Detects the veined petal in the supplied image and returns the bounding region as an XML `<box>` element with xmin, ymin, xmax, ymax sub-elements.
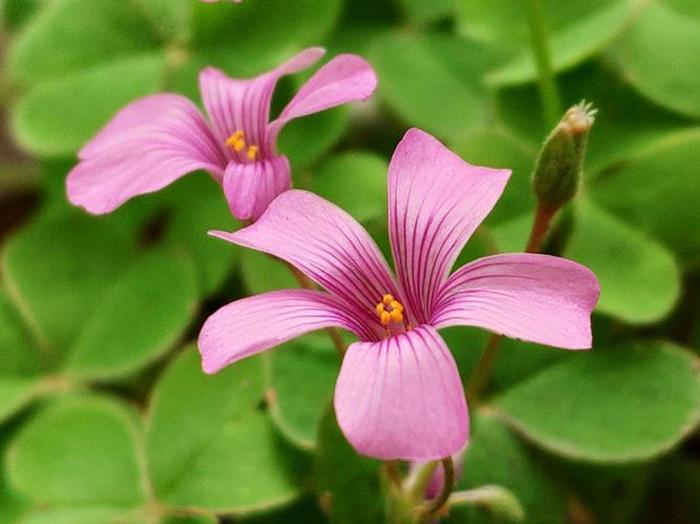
<box><xmin>79</xmin><ymin>94</ymin><xmax>223</xmax><ymax>162</ymax></box>
<box><xmin>267</xmin><ymin>54</ymin><xmax>378</xmax><ymax>147</ymax></box>
<box><xmin>211</xmin><ymin>190</ymin><xmax>400</xmax><ymax>331</ymax></box>
<box><xmin>388</xmin><ymin>129</ymin><xmax>511</xmax><ymax>324</ymax></box>
<box><xmin>198</xmin><ymin>290</ymin><xmax>367</xmax><ymax>374</ymax></box>
<box><xmin>223</xmin><ymin>156</ymin><xmax>291</xmax><ymax>221</ymax></box>
<box><xmin>431</xmin><ymin>253</ymin><xmax>601</xmax><ymax>349</ymax></box>
<box><xmin>67</xmin><ymin>94</ymin><xmax>225</xmax><ymax>214</ymax></box>
<box><xmin>334</xmin><ymin>325</ymin><xmax>468</xmax><ymax>460</ymax></box>
<box><xmin>198</xmin><ymin>48</ymin><xmax>325</xmax><ymax>154</ymax></box>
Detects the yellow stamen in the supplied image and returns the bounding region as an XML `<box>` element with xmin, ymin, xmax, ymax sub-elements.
<box><xmin>246</xmin><ymin>145</ymin><xmax>259</xmax><ymax>161</ymax></box>
<box><xmin>225</xmin><ymin>130</ymin><xmax>246</xmax><ymax>152</ymax></box>
<box><xmin>375</xmin><ymin>294</ymin><xmax>406</xmax><ymax>327</ymax></box>
<box><xmin>380</xmin><ymin>311</ymin><xmax>391</xmax><ymax>326</ymax></box>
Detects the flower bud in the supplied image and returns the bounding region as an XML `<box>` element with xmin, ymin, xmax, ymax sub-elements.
<box><xmin>532</xmin><ymin>100</ymin><xmax>596</xmax><ymax>210</ymax></box>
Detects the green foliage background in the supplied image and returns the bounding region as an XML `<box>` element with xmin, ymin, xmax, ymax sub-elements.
<box><xmin>0</xmin><ymin>0</ymin><xmax>699</xmax><ymax>522</ymax></box>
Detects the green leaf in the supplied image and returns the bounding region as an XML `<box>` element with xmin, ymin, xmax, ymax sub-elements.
<box><xmin>104</xmin><ymin>174</ymin><xmax>239</xmax><ymax>296</ymax></box>
<box><xmin>162</xmin><ymin>516</ymin><xmax>218</xmax><ymax>524</ymax></box>
<box><xmin>131</xmin><ymin>0</ymin><xmax>192</xmax><ymax>45</ymax></box>
<box><xmin>454</xmin><ymin>126</ymin><xmax>536</xmax><ymax>226</ymax></box>
<box><xmin>18</xmin><ymin>507</ymin><xmax>145</xmax><ymax>524</ymax></box>
<box><xmin>147</xmin><ymin>348</ymin><xmax>303</xmax><ymax>513</ymax></box>
<box><xmin>457</xmin><ymin>0</ymin><xmax>637</xmax><ymax>85</ymax></box>
<box><xmin>0</xmin><ymin>378</ymin><xmax>43</xmax><ymax>425</ymax></box>
<box><xmin>314</xmin><ymin>406</ymin><xmax>385</xmax><ymax>524</ymax></box>
<box><xmin>7</xmin><ymin>0</ymin><xmax>157</xmax><ymax>84</ymax></box>
<box><xmin>487</xmin><ymin>0</ymin><xmax>637</xmax><ymax>85</ymax></box>
<box><xmin>370</xmin><ymin>32</ymin><xmax>488</xmax><ymax>140</ymax></box>
<box><xmin>612</xmin><ymin>2</ymin><xmax>700</xmax><ymax>117</ymax></box>
<box><xmin>2</xmin><ymin>0</ymin><xmax>45</xmax><ymax>34</ymax></box>
<box><xmin>7</xmin><ymin>395</ymin><xmax>146</xmax><ymax>507</ymax></box>
<box><xmin>311</xmin><ymin>151</ymin><xmax>388</xmax><ymax>223</ymax></box>
<box><xmin>489</xmin><ymin>338</ymin><xmax>569</xmax><ymax>396</ymax></box>
<box><xmin>2</xmin><ymin>213</ymin><xmax>133</xmax><ymax>354</ymax></box>
<box><xmin>565</xmin><ymin>200</ymin><xmax>680</xmax><ymax>324</ymax></box>
<box><xmin>12</xmin><ymin>52</ymin><xmax>167</xmax><ymax>156</ymax></box>
<box><xmin>398</xmin><ymin>0</ymin><xmax>456</xmax><ymax>23</ymax></box>
<box><xmin>65</xmin><ymin>250</ymin><xmax>198</xmax><ymax>381</ymax></box>
<box><xmin>280</xmin><ymin>107</ymin><xmax>349</xmax><ymax>171</ymax></box>
<box><xmin>240</xmin><ymin>249</ymin><xmax>298</xmax><ymax>295</ymax></box>
<box><xmin>556</xmin><ymin>461</ymin><xmax>654</xmax><ymax>524</ymax></box>
<box><xmin>161</xmin><ymin>176</ymin><xmax>239</xmax><ymax>295</ymax></box>
<box><xmin>192</xmin><ymin>0</ymin><xmax>342</xmax><ymax>75</ymax></box>
<box><xmin>591</xmin><ymin>128</ymin><xmax>700</xmax><ymax>264</ymax></box>
<box><xmin>266</xmin><ymin>334</ymin><xmax>340</xmax><ymax>450</ymax></box>
<box><xmin>493</xmin><ymin>341</ymin><xmax>700</xmax><ymax>463</ymax></box>
<box><xmin>0</xmin><ymin>287</ymin><xmax>39</xmax><ymax>376</ymax></box>
<box><xmin>235</xmin><ymin>496</ymin><xmax>327</xmax><ymax>524</ymax></box>
<box><xmin>446</xmin><ymin>412</ymin><xmax>566</xmax><ymax>524</ymax></box>
<box><xmin>493</xmin><ymin>61</ymin><xmax>691</xmax><ymax>176</ymax></box>
<box><xmin>0</xmin><ymin>461</ymin><xmax>29</xmax><ymax>524</ymax></box>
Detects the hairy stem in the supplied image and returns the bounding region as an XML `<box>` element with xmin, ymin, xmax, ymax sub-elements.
<box><xmin>466</xmin><ymin>203</ymin><xmax>557</xmax><ymax>400</ymax></box>
<box><xmin>525</xmin><ymin>204</ymin><xmax>557</xmax><ymax>253</ymax></box>
<box><xmin>525</xmin><ymin>0</ymin><xmax>561</xmax><ymax>126</ymax></box>
<box><xmin>465</xmin><ymin>332</ymin><xmax>502</xmax><ymax>404</ymax></box>
<box><xmin>383</xmin><ymin>460</ymin><xmax>403</xmax><ymax>491</ymax></box>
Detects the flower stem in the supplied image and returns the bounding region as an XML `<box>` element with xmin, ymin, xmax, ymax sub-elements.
<box><xmin>383</xmin><ymin>460</ymin><xmax>403</xmax><ymax>491</ymax></box>
<box><xmin>525</xmin><ymin>204</ymin><xmax>557</xmax><ymax>253</ymax></box>
<box><xmin>466</xmin><ymin>203</ymin><xmax>557</xmax><ymax>401</ymax></box>
<box><xmin>525</xmin><ymin>0</ymin><xmax>561</xmax><ymax>127</ymax></box>
<box><xmin>465</xmin><ymin>331</ymin><xmax>502</xmax><ymax>403</ymax></box>
<box><xmin>420</xmin><ymin>458</ymin><xmax>455</xmax><ymax>523</ymax></box>
<box><xmin>284</xmin><ymin>260</ymin><xmax>347</xmax><ymax>358</ymax></box>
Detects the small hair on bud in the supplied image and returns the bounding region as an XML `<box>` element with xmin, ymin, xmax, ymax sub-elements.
<box><xmin>532</xmin><ymin>100</ymin><xmax>596</xmax><ymax>211</ymax></box>
<box><xmin>560</xmin><ymin>100</ymin><xmax>597</xmax><ymax>136</ymax></box>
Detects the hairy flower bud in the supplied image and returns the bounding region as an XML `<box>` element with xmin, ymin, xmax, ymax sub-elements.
<box><xmin>532</xmin><ymin>100</ymin><xmax>596</xmax><ymax>210</ymax></box>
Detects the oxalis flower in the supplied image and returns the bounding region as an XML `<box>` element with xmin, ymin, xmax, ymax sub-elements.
<box><xmin>199</xmin><ymin>129</ymin><xmax>600</xmax><ymax>460</ymax></box>
<box><xmin>67</xmin><ymin>48</ymin><xmax>377</xmax><ymax>221</ymax></box>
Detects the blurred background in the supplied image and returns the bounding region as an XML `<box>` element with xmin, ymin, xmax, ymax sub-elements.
<box><xmin>0</xmin><ymin>0</ymin><xmax>699</xmax><ymax>523</ymax></box>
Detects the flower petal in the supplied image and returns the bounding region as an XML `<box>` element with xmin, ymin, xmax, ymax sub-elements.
<box><xmin>222</xmin><ymin>156</ymin><xmax>291</xmax><ymax>221</ymax></box>
<box><xmin>431</xmin><ymin>253</ymin><xmax>601</xmax><ymax>349</ymax></box>
<box><xmin>211</xmin><ymin>190</ymin><xmax>400</xmax><ymax>332</ymax></box>
<box><xmin>267</xmin><ymin>54</ymin><xmax>378</xmax><ymax>146</ymax></box>
<box><xmin>334</xmin><ymin>325</ymin><xmax>468</xmax><ymax>460</ymax></box>
<box><xmin>198</xmin><ymin>47</ymin><xmax>325</xmax><ymax>155</ymax></box>
<box><xmin>67</xmin><ymin>94</ymin><xmax>225</xmax><ymax>214</ymax></box>
<box><xmin>198</xmin><ymin>289</ymin><xmax>366</xmax><ymax>374</ymax></box>
<box><xmin>388</xmin><ymin>128</ymin><xmax>511</xmax><ymax>324</ymax></box>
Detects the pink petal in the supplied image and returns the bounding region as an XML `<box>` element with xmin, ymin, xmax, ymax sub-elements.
<box><xmin>198</xmin><ymin>290</ymin><xmax>365</xmax><ymax>374</ymax></box>
<box><xmin>431</xmin><ymin>253</ymin><xmax>601</xmax><ymax>349</ymax></box>
<box><xmin>210</xmin><ymin>190</ymin><xmax>400</xmax><ymax>333</ymax></box>
<box><xmin>388</xmin><ymin>128</ymin><xmax>511</xmax><ymax>324</ymax></box>
<box><xmin>198</xmin><ymin>48</ymin><xmax>325</xmax><ymax>155</ymax></box>
<box><xmin>68</xmin><ymin>94</ymin><xmax>225</xmax><ymax>214</ymax></box>
<box><xmin>267</xmin><ymin>54</ymin><xmax>378</xmax><ymax>146</ymax></box>
<box><xmin>222</xmin><ymin>156</ymin><xmax>291</xmax><ymax>221</ymax></box>
<box><xmin>334</xmin><ymin>325</ymin><xmax>468</xmax><ymax>460</ymax></box>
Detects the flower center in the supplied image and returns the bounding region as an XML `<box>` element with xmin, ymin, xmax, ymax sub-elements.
<box><xmin>225</xmin><ymin>130</ymin><xmax>259</xmax><ymax>161</ymax></box>
<box><xmin>375</xmin><ymin>294</ymin><xmax>404</xmax><ymax>327</ymax></box>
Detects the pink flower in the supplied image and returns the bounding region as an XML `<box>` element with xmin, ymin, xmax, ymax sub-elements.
<box><xmin>67</xmin><ymin>48</ymin><xmax>377</xmax><ymax>221</ymax></box>
<box><xmin>198</xmin><ymin>129</ymin><xmax>600</xmax><ymax>460</ymax></box>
